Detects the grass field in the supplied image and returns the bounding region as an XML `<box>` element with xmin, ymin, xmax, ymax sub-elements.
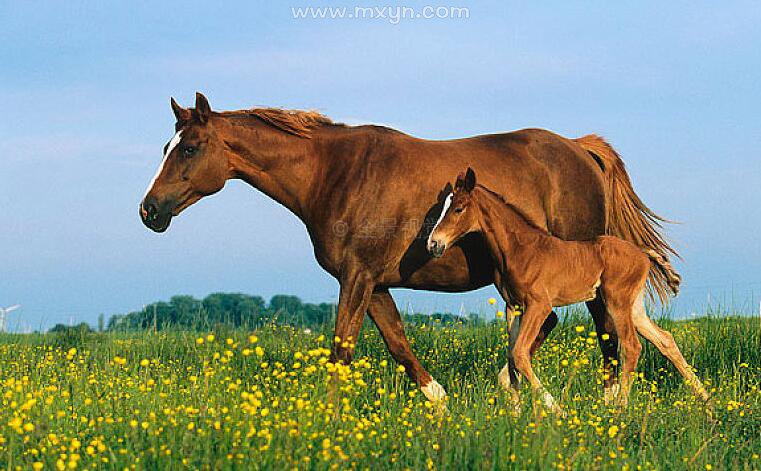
<box><xmin>1</xmin><ymin>309</ymin><xmax>759</xmax><ymax>470</ymax></box>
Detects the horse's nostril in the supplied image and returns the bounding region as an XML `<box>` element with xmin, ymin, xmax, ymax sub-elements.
<box><xmin>142</xmin><ymin>202</ymin><xmax>158</xmax><ymax>221</ymax></box>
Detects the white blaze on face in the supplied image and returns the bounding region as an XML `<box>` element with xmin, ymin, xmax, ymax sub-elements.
<box><xmin>427</xmin><ymin>192</ymin><xmax>454</xmax><ymax>247</ymax></box>
<box><xmin>143</xmin><ymin>130</ymin><xmax>183</xmax><ymax>199</ymax></box>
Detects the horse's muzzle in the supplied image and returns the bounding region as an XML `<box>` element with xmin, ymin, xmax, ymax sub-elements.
<box><xmin>140</xmin><ymin>198</ymin><xmax>172</xmax><ymax>233</ymax></box>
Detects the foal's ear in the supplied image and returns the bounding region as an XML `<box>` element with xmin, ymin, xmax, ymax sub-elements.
<box><xmin>170</xmin><ymin>97</ymin><xmax>191</xmax><ymax>123</ymax></box>
<box><xmin>454</xmin><ymin>172</ymin><xmax>466</xmax><ymax>191</ymax></box>
<box><xmin>194</xmin><ymin>92</ymin><xmax>212</xmax><ymax>124</ymax></box>
<box><xmin>464</xmin><ymin>167</ymin><xmax>476</xmax><ymax>192</ymax></box>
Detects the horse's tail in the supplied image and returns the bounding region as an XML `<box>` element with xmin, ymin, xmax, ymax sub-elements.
<box><xmin>574</xmin><ymin>134</ymin><xmax>679</xmax><ymax>304</ymax></box>
<box><xmin>644</xmin><ymin>249</ymin><xmax>681</xmax><ymax>297</ymax></box>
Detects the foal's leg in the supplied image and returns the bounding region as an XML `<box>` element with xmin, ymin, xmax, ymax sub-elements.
<box><xmin>604</xmin><ymin>294</ymin><xmax>642</xmax><ymax>406</ymax></box>
<box><xmin>587</xmin><ymin>296</ymin><xmax>621</xmax><ymax>404</ymax></box>
<box><xmin>530</xmin><ymin>312</ymin><xmax>559</xmax><ymax>357</ymax></box>
<box><xmin>630</xmin><ymin>290</ymin><xmax>710</xmax><ymax>402</ymax></box>
<box><xmin>495</xmin><ymin>282</ymin><xmax>558</xmax><ymax>393</ymax></box>
<box><xmin>498</xmin><ymin>311</ymin><xmax>557</xmax><ymax>385</ymax></box>
<box><xmin>498</xmin><ymin>309</ymin><xmax>524</xmax><ymax>409</ymax></box>
<box><xmin>510</xmin><ymin>299</ymin><xmax>560</xmax><ymax>412</ymax></box>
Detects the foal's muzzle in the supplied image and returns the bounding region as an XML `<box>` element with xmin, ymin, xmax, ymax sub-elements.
<box><xmin>427</xmin><ymin>240</ymin><xmax>446</xmax><ymax>258</ymax></box>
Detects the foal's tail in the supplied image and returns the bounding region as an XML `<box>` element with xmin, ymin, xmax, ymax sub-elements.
<box><xmin>575</xmin><ymin>134</ymin><xmax>679</xmax><ymax>304</ymax></box>
<box><xmin>645</xmin><ymin>249</ymin><xmax>681</xmax><ymax>297</ymax></box>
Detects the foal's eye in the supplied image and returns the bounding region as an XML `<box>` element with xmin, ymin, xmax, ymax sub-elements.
<box><xmin>454</xmin><ymin>207</ymin><xmax>464</xmax><ymax>214</ymax></box>
<box><xmin>182</xmin><ymin>146</ymin><xmax>197</xmax><ymax>157</ymax></box>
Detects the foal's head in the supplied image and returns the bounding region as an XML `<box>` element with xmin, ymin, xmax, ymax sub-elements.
<box><xmin>140</xmin><ymin>93</ymin><xmax>230</xmax><ymax>232</ymax></box>
<box><xmin>427</xmin><ymin>168</ymin><xmax>480</xmax><ymax>257</ymax></box>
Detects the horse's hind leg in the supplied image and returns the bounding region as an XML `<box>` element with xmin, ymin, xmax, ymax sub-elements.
<box><xmin>587</xmin><ymin>295</ymin><xmax>621</xmax><ymax>404</ymax></box>
<box><xmin>630</xmin><ymin>290</ymin><xmax>710</xmax><ymax>402</ymax></box>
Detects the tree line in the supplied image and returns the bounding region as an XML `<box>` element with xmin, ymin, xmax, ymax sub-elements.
<box><xmin>48</xmin><ymin>293</ymin><xmax>474</xmax><ymax>333</ymax></box>
<box><xmin>106</xmin><ymin>293</ymin><xmax>335</xmax><ymax>332</ymax></box>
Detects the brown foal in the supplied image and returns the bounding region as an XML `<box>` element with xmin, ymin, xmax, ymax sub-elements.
<box><xmin>428</xmin><ymin>168</ymin><xmax>709</xmax><ymax>409</ymax></box>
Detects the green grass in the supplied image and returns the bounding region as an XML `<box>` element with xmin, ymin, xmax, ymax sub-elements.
<box><xmin>0</xmin><ymin>313</ymin><xmax>759</xmax><ymax>470</ymax></box>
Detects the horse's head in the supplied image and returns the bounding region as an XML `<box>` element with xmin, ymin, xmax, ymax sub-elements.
<box><xmin>140</xmin><ymin>93</ymin><xmax>229</xmax><ymax>232</ymax></box>
<box><xmin>427</xmin><ymin>167</ymin><xmax>479</xmax><ymax>257</ymax></box>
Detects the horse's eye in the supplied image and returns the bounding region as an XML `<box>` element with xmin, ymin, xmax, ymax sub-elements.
<box><xmin>454</xmin><ymin>207</ymin><xmax>464</xmax><ymax>214</ymax></box>
<box><xmin>182</xmin><ymin>146</ymin><xmax>197</xmax><ymax>157</ymax></box>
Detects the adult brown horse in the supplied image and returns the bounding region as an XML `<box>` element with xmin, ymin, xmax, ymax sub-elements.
<box><xmin>140</xmin><ymin>93</ymin><xmax>677</xmax><ymax>403</ymax></box>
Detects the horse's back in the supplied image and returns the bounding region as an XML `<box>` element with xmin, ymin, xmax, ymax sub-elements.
<box><xmin>465</xmin><ymin>128</ymin><xmax>607</xmax><ymax>241</ymax></box>
<box><xmin>320</xmin><ymin>125</ymin><xmax>610</xmax><ymax>289</ymax></box>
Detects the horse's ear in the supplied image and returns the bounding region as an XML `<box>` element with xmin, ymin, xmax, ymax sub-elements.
<box><xmin>195</xmin><ymin>92</ymin><xmax>212</xmax><ymax>124</ymax></box>
<box><xmin>454</xmin><ymin>172</ymin><xmax>466</xmax><ymax>191</ymax></box>
<box><xmin>464</xmin><ymin>167</ymin><xmax>476</xmax><ymax>192</ymax></box>
<box><xmin>170</xmin><ymin>97</ymin><xmax>191</xmax><ymax>123</ymax></box>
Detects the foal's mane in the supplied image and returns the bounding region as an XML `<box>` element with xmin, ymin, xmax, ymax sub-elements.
<box><xmin>218</xmin><ymin>108</ymin><xmax>342</xmax><ymax>138</ymax></box>
<box><xmin>475</xmin><ymin>184</ymin><xmax>547</xmax><ymax>232</ymax></box>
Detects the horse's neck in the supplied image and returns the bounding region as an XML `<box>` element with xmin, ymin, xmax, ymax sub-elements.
<box><xmin>475</xmin><ymin>189</ymin><xmax>544</xmax><ymax>267</ymax></box>
<box><xmin>223</xmin><ymin>124</ymin><xmax>324</xmax><ymax>221</ymax></box>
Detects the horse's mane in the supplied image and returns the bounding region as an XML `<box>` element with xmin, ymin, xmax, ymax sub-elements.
<box><xmin>218</xmin><ymin>108</ymin><xmax>342</xmax><ymax>138</ymax></box>
<box><xmin>475</xmin><ymin>184</ymin><xmax>548</xmax><ymax>233</ymax></box>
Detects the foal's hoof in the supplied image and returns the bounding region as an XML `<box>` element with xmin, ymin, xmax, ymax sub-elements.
<box><xmin>550</xmin><ymin>404</ymin><xmax>567</xmax><ymax>418</ymax></box>
<box><xmin>613</xmin><ymin>393</ymin><xmax>630</xmax><ymax>410</ymax></box>
<box><xmin>540</xmin><ymin>400</ymin><xmax>566</xmax><ymax>418</ymax></box>
<box><xmin>603</xmin><ymin>384</ymin><xmax>621</xmax><ymax>406</ymax></box>
<box><xmin>508</xmin><ymin>398</ymin><xmax>522</xmax><ymax>417</ymax></box>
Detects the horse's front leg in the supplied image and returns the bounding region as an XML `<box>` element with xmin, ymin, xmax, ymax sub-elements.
<box><xmin>367</xmin><ymin>289</ymin><xmax>446</xmax><ymax>404</ymax></box>
<box><xmin>330</xmin><ymin>268</ymin><xmax>375</xmax><ymax>365</ymax></box>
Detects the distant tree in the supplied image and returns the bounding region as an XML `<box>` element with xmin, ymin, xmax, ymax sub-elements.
<box><xmin>49</xmin><ymin>322</ymin><xmax>93</xmax><ymax>334</ymax></box>
<box><xmin>269</xmin><ymin>295</ymin><xmax>303</xmax><ymax>314</ymax></box>
<box><xmin>203</xmin><ymin>293</ymin><xmax>266</xmax><ymax>327</ymax></box>
<box><xmin>49</xmin><ymin>324</ymin><xmax>69</xmax><ymax>333</ymax></box>
<box><xmin>302</xmin><ymin>302</ymin><xmax>334</xmax><ymax>326</ymax></box>
<box><xmin>466</xmin><ymin>312</ymin><xmax>485</xmax><ymax>326</ymax></box>
<box><xmin>170</xmin><ymin>295</ymin><xmax>203</xmax><ymax>327</ymax></box>
<box><xmin>404</xmin><ymin>311</ymin><xmax>463</xmax><ymax>325</ymax></box>
<box><xmin>107</xmin><ymin>315</ymin><xmax>124</xmax><ymax>331</ymax></box>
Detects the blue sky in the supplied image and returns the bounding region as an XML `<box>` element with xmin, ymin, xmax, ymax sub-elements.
<box><xmin>1</xmin><ymin>1</ymin><xmax>760</xmax><ymax>330</ymax></box>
